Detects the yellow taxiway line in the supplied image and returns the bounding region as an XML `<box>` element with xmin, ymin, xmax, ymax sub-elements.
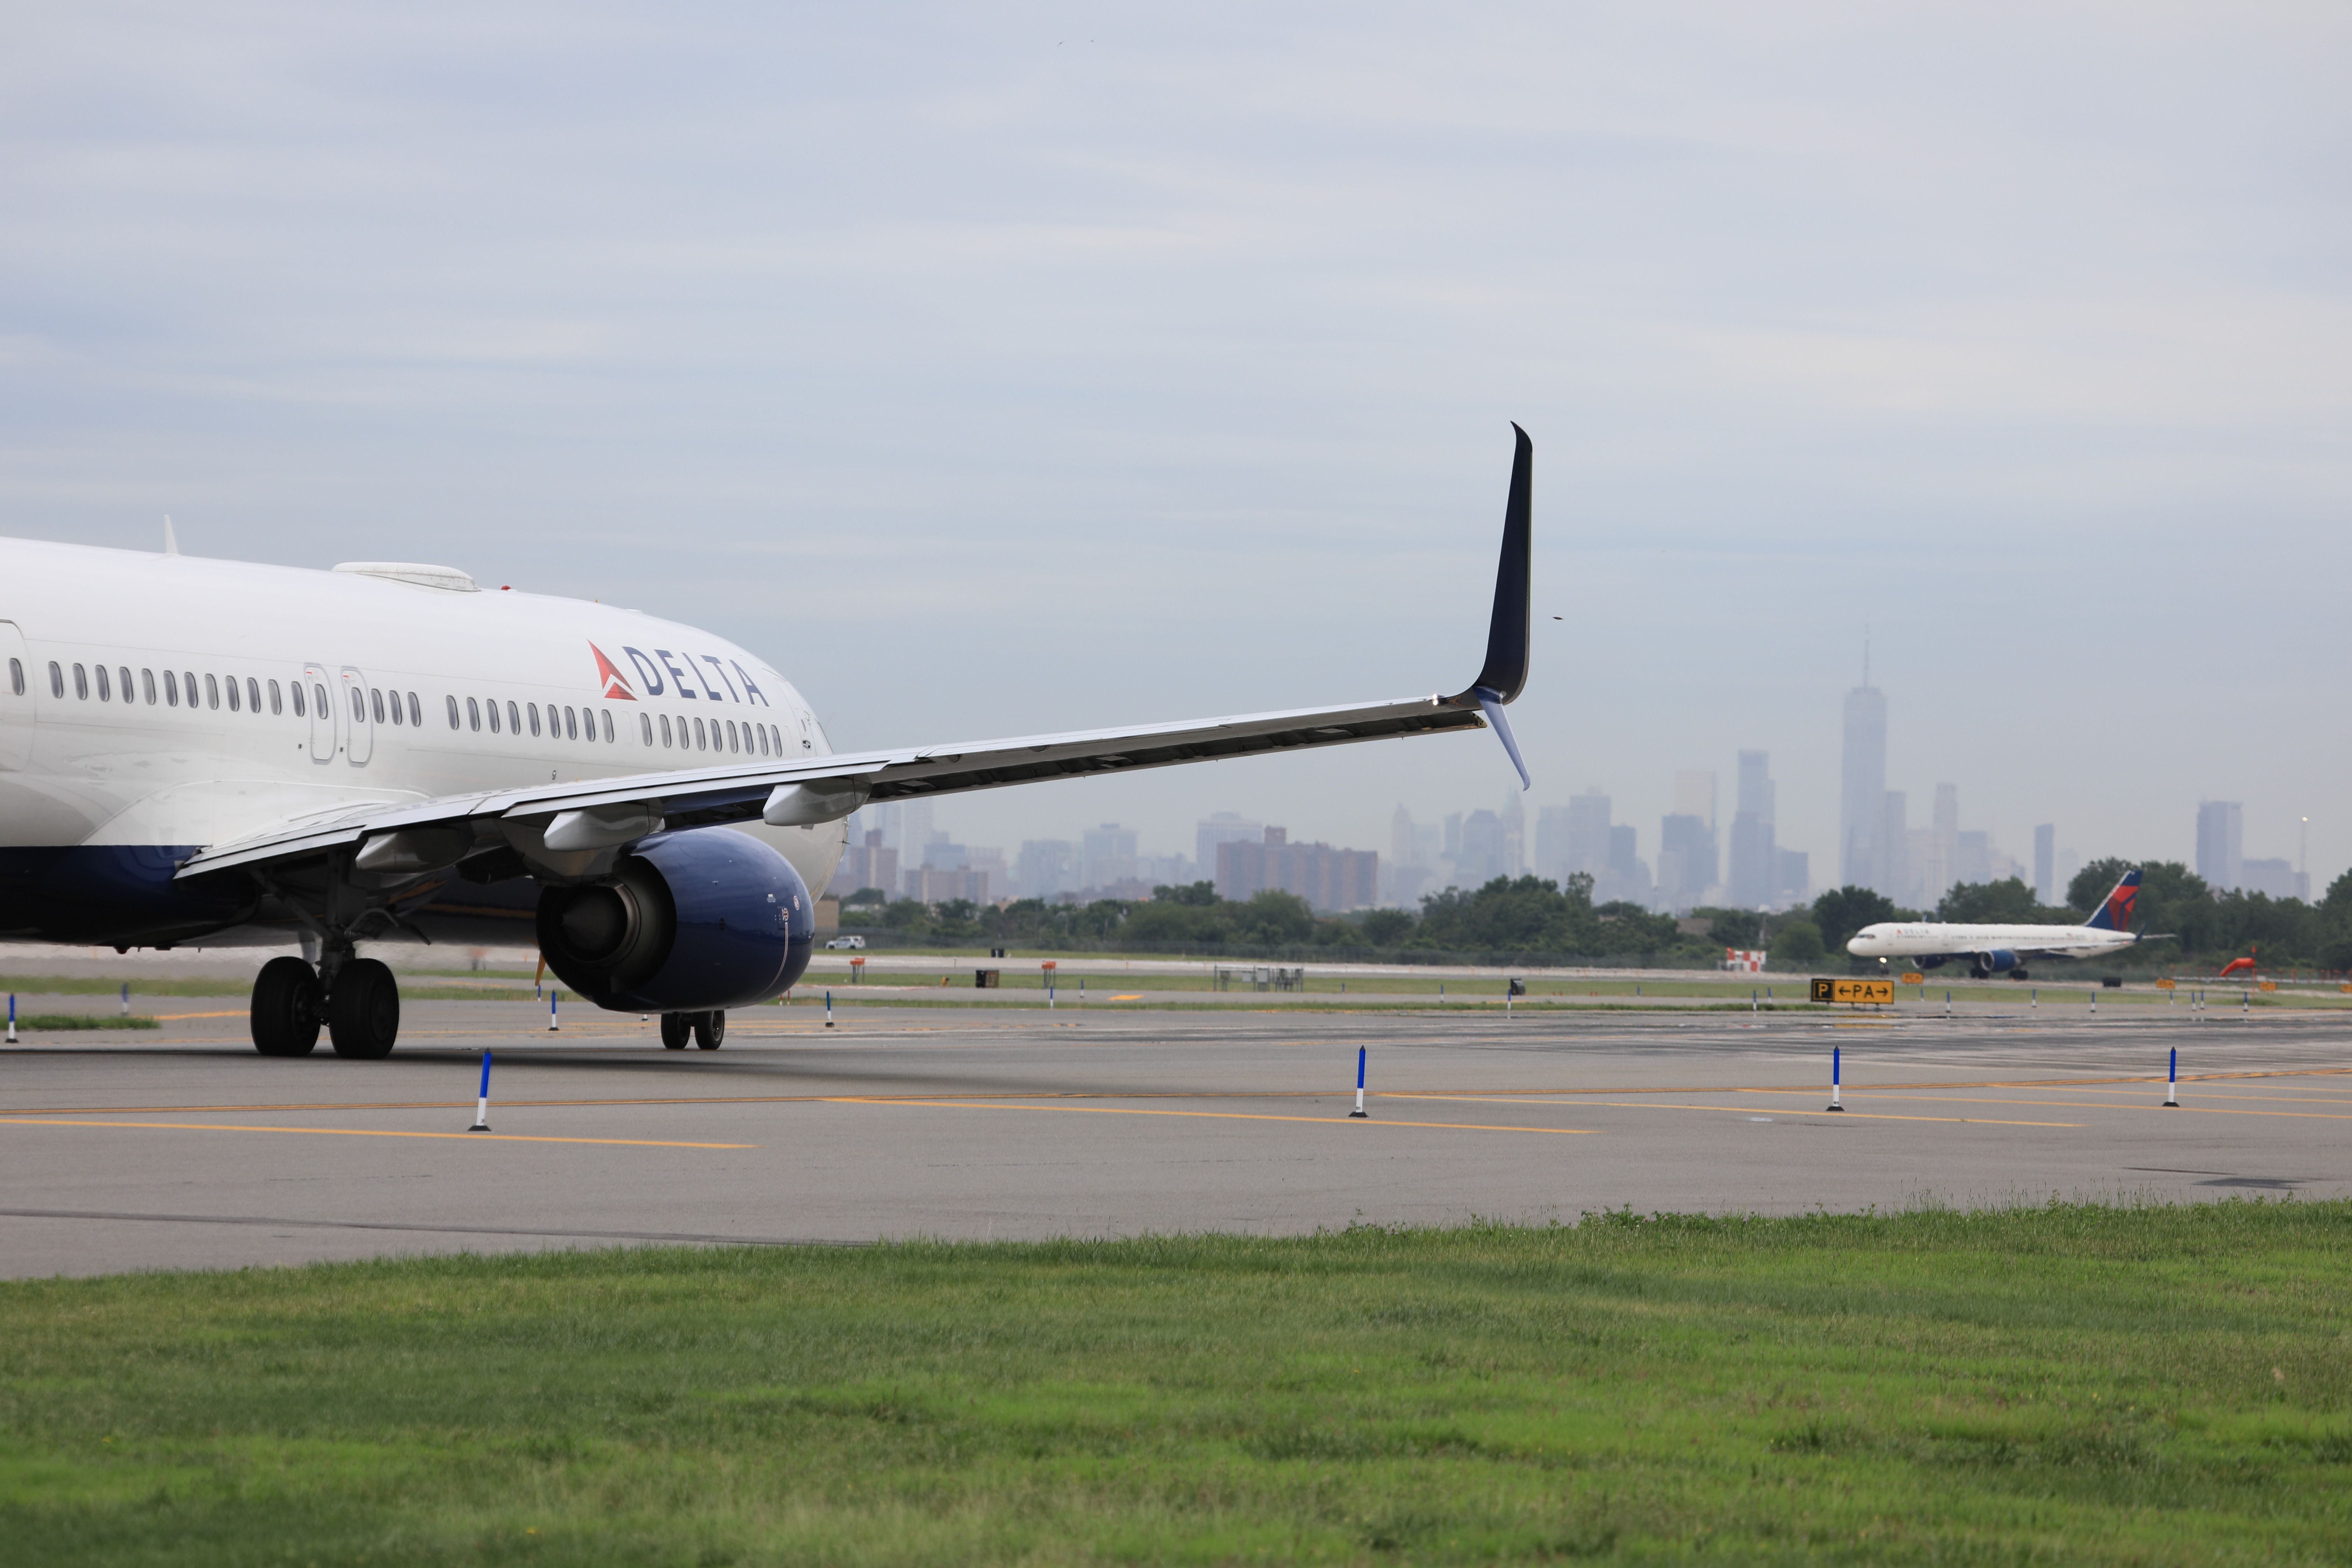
<box><xmin>818</xmin><ymin>1097</ymin><xmax>1599</xmax><ymax>1135</ymax></box>
<box><xmin>0</xmin><ymin>1117</ymin><xmax>751</xmax><ymax>1148</ymax></box>
<box><xmin>1379</xmin><ymin>1093</ymin><xmax>2081</xmax><ymax>1128</ymax></box>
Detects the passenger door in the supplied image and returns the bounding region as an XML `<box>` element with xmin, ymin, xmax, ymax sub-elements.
<box><xmin>340</xmin><ymin>667</ymin><xmax>374</xmax><ymax>765</ymax></box>
<box><xmin>303</xmin><ymin>663</ymin><xmax>336</xmax><ymax>763</ymax></box>
<box><xmin>0</xmin><ymin>622</ymin><xmax>32</xmax><ymax>771</ymax></box>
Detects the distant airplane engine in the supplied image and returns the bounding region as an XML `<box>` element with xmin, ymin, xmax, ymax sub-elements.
<box><xmin>1976</xmin><ymin>950</ymin><xmax>2020</xmax><ymax>974</ymax></box>
<box><xmin>534</xmin><ymin>830</ymin><xmax>814</xmax><ymax>1013</ymax></box>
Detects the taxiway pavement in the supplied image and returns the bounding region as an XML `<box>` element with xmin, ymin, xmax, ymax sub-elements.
<box><xmin>4</xmin><ymin>999</ymin><xmax>2346</xmax><ymax>1277</ymax></box>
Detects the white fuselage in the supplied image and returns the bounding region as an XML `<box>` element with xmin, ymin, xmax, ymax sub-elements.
<box><xmin>1846</xmin><ymin>921</ymin><xmax>2137</xmax><ymax>962</ymax></box>
<box><xmin>0</xmin><ymin>538</ymin><xmax>848</xmax><ymax>926</ymax></box>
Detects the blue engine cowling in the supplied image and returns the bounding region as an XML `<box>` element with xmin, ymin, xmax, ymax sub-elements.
<box><xmin>534</xmin><ymin>830</ymin><xmax>813</xmax><ymax>1013</ymax></box>
<box><xmin>1983</xmin><ymin>949</ymin><xmax>2019</xmax><ymax>972</ymax></box>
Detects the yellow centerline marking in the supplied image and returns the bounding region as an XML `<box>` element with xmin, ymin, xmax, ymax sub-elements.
<box><xmin>819</xmin><ymin>1097</ymin><xmax>1598</xmax><ymax>1135</ymax></box>
<box><xmin>1379</xmin><ymin>1093</ymin><xmax>2080</xmax><ymax>1128</ymax></box>
<box><xmin>151</xmin><ymin>1010</ymin><xmax>248</xmax><ymax>1021</ymax></box>
<box><xmin>0</xmin><ymin>1118</ymin><xmax>752</xmax><ymax>1148</ymax></box>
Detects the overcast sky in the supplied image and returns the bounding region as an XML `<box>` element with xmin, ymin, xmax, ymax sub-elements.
<box><xmin>4</xmin><ymin>4</ymin><xmax>2347</xmax><ymax>892</ymax></box>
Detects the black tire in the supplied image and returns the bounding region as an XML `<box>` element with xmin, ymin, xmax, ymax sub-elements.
<box><xmin>659</xmin><ymin>1013</ymin><xmax>691</xmax><ymax>1050</ymax></box>
<box><xmin>251</xmin><ymin>956</ymin><xmax>322</xmax><ymax>1057</ymax></box>
<box><xmin>693</xmin><ymin>1010</ymin><xmax>726</xmax><ymax>1050</ymax></box>
<box><xmin>328</xmin><ymin>958</ymin><xmax>400</xmax><ymax>1059</ymax></box>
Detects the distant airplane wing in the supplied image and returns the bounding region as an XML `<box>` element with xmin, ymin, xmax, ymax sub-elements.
<box><xmin>178</xmin><ymin>426</ymin><xmax>1533</xmax><ymax>885</ymax></box>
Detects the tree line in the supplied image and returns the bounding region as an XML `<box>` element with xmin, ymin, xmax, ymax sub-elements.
<box><xmin>842</xmin><ymin>856</ymin><xmax>2352</xmax><ymax>970</ymax></box>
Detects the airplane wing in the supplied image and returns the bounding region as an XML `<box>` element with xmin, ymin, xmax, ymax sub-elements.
<box><xmin>178</xmin><ymin>425</ymin><xmax>1532</xmax><ymax>886</ymax></box>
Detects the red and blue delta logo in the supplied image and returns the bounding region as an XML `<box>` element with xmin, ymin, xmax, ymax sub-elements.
<box><xmin>2105</xmin><ymin>883</ymin><xmax>2138</xmax><ymax>928</ymax></box>
<box><xmin>589</xmin><ymin>643</ymin><xmax>638</xmax><ymax>701</ymax></box>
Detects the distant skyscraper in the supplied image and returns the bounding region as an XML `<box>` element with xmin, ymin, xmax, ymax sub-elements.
<box><xmin>1081</xmin><ymin>823</ymin><xmax>1138</xmax><ymax>890</ymax></box>
<box><xmin>1607</xmin><ymin>825</ymin><xmax>1650</xmax><ymax>904</ymax></box>
<box><xmin>1658</xmin><ymin>814</ymin><xmax>1716</xmax><ymax>907</ymax></box>
<box><xmin>1841</xmin><ymin>682</ymin><xmax>1888</xmax><ymax>894</ymax></box>
<box><xmin>2033</xmin><ymin>825</ymin><xmax>2055</xmax><ymax>904</ymax></box>
<box><xmin>1728</xmin><ymin>751</ymin><xmax>1776</xmax><ymax>908</ymax></box>
<box><xmin>1879</xmin><ymin>790</ymin><xmax>1908</xmax><ymax>907</ymax></box>
<box><xmin>1499</xmin><ymin>791</ymin><xmax>1526</xmax><ymax>878</ymax></box>
<box><xmin>1455</xmin><ymin>810</ymin><xmax>1508</xmax><ymax>887</ymax></box>
<box><xmin>1674</xmin><ymin>770</ymin><xmax>1717</xmax><ymax>832</ymax></box>
<box><xmin>1564</xmin><ymin>791</ymin><xmax>1612</xmax><ymax>878</ymax></box>
<box><xmin>2197</xmin><ymin>801</ymin><xmax>2243</xmax><ymax>892</ymax></box>
<box><xmin>1196</xmin><ymin>812</ymin><xmax>1262</xmax><ymax>876</ymax></box>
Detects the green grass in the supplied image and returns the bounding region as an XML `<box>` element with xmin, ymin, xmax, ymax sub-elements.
<box><xmin>6</xmin><ymin>1202</ymin><xmax>2351</xmax><ymax>1563</ymax></box>
<box><xmin>10</xmin><ymin>1014</ymin><xmax>159</xmax><ymax>1031</ymax></box>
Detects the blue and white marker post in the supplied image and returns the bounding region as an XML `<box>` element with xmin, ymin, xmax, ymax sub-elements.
<box><xmin>1350</xmin><ymin>1045</ymin><xmax>1368</xmax><ymax>1119</ymax></box>
<box><xmin>120</xmin><ymin>981</ymin><xmax>130</xmax><ymax>1017</ymax></box>
<box><xmin>2164</xmin><ymin>1045</ymin><xmax>2179</xmax><ymax>1107</ymax></box>
<box><xmin>824</xmin><ymin>989</ymin><xmax>834</xmax><ymax>1028</ymax></box>
<box><xmin>469</xmin><ymin>1051</ymin><xmax>493</xmax><ymax>1131</ymax></box>
<box><xmin>1826</xmin><ymin>1045</ymin><xmax>1843</xmax><ymax>1112</ymax></box>
<box><xmin>6</xmin><ymin>993</ymin><xmax>14</xmax><ymax>1044</ymax></box>
<box><xmin>548</xmin><ymin>988</ymin><xmax>559</xmax><ymax>1031</ymax></box>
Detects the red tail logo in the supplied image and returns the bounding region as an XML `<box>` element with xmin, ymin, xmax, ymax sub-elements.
<box><xmin>589</xmin><ymin>643</ymin><xmax>637</xmax><ymax>700</ymax></box>
<box><xmin>2106</xmin><ymin>884</ymin><xmax>2137</xmax><ymax>927</ymax></box>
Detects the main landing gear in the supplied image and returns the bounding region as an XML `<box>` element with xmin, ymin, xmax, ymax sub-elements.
<box><xmin>249</xmin><ymin>947</ymin><xmax>401</xmax><ymax>1060</ymax></box>
<box><xmin>658</xmin><ymin>1011</ymin><xmax>727</xmax><ymax>1051</ymax></box>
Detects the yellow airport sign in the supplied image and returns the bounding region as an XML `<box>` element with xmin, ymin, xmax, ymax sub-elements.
<box><xmin>2155</xmin><ymin>977</ymin><xmax>2176</xmax><ymax>990</ymax></box>
<box><xmin>1899</xmin><ymin>972</ymin><xmax>1925</xmax><ymax>985</ymax></box>
<box><xmin>1812</xmin><ymin>978</ymin><xmax>1894</xmax><ymax>1005</ymax></box>
<box><xmin>2259</xmin><ymin>980</ymin><xmax>2278</xmax><ymax>992</ymax></box>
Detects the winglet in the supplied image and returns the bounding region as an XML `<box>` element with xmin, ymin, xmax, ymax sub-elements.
<box><xmin>1448</xmin><ymin>424</ymin><xmax>1533</xmax><ymax>785</ymax></box>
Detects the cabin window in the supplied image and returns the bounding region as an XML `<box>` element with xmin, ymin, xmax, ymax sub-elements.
<box><xmin>72</xmin><ymin>663</ymin><xmax>88</xmax><ymax>699</ymax></box>
<box><xmin>163</xmin><ymin>670</ymin><xmax>177</xmax><ymax>706</ymax></box>
<box><xmin>269</xmin><ymin>680</ymin><xmax>282</xmax><ymax>714</ymax></box>
<box><xmin>95</xmin><ymin>665</ymin><xmax>111</xmax><ymax>701</ymax></box>
<box><xmin>659</xmin><ymin>714</ymin><xmax>672</xmax><ymax>747</ymax></box>
<box><xmin>385</xmin><ymin>690</ymin><xmax>400</xmax><ymax>726</ymax></box>
<box><xmin>201</xmin><ymin>674</ymin><xmax>215</xmax><ymax>709</ymax></box>
<box><xmin>560</xmin><ymin>706</ymin><xmax>574</xmax><ymax>740</ymax></box>
<box><xmin>6</xmin><ymin>658</ymin><xmax>18</xmax><ymax>696</ymax></box>
<box><xmin>527</xmin><ymin>702</ymin><xmax>541</xmax><ymax>737</ymax></box>
<box><xmin>146</xmin><ymin>671</ymin><xmax>160</xmax><ymax>706</ymax></box>
<box><xmin>223</xmin><ymin>673</ymin><xmax>236</xmax><ymax>710</ymax></box>
<box><xmin>487</xmin><ymin>698</ymin><xmax>501</xmax><ymax>734</ymax></box>
<box><xmin>247</xmin><ymin>677</ymin><xmax>260</xmax><ymax>713</ymax></box>
<box><xmin>467</xmin><ymin>696</ymin><xmax>481</xmax><ymax>731</ymax></box>
<box><xmin>406</xmin><ymin>692</ymin><xmax>420</xmax><ymax>727</ymax></box>
<box><xmin>368</xmin><ymin>688</ymin><xmax>383</xmax><ymax>724</ymax></box>
<box><xmin>185</xmin><ymin>672</ymin><xmax>198</xmax><ymax>708</ymax></box>
<box><xmin>445</xmin><ymin>695</ymin><xmax>459</xmax><ymax>729</ymax></box>
<box><xmin>639</xmin><ymin>712</ymin><xmax>652</xmax><ymax>745</ymax></box>
<box><xmin>290</xmin><ymin>681</ymin><xmax>304</xmax><ymax>718</ymax></box>
<box><xmin>722</xmin><ymin>721</ymin><xmax>734</xmax><ymax>752</ymax></box>
<box><xmin>313</xmin><ymin>683</ymin><xmax>329</xmax><ymax>719</ymax></box>
<box><xmin>596</xmin><ymin>709</ymin><xmax>609</xmax><ymax>743</ymax></box>
<box><xmin>695</xmin><ymin>717</ymin><xmax>708</xmax><ymax>750</ymax></box>
<box><xmin>123</xmin><ymin>668</ymin><xmax>135</xmax><ymax>701</ymax></box>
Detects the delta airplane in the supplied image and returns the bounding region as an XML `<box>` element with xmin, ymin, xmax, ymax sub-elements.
<box><xmin>1844</xmin><ymin>868</ymin><xmax>2151</xmax><ymax>979</ymax></box>
<box><xmin>0</xmin><ymin>429</ymin><xmax>1532</xmax><ymax>1059</ymax></box>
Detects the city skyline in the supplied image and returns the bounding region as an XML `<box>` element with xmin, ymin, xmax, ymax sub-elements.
<box><xmin>9</xmin><ymin>10</ymin><xmax>2339</xmax><ymax>900</ymax></box>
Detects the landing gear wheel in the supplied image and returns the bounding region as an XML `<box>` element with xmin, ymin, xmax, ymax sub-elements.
<box><xmin>2011</xmin><ymin>968</ymin><xmax>2031</xmax><ymax>981</ymax></box>
<box><xmin>659</xmin><ymin>1013</ymin><xmax>691</xmax><ymax>1050</ymax></box>
<box><xmin>251</xmin><ymin>956</ymin><xmax>322</xmax><ymax>1057</ymax></box>
<box><xmin>692</xmin><ymin>1010</ymin><xmax>726</xmax><ymax>1051</ymax></box>
<box><xmin>328</xmin><ymin>958</ymin><xmax>401</xmax><ymax>1059</ymax></box>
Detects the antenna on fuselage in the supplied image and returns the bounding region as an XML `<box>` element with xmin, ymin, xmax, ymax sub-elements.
<box><xmin>162</xmin><ymin>516</ymin><xmax>179</xmax><ymax>556</ymax></box>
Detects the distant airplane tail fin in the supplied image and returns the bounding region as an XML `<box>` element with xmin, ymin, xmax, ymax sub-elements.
<box><xmin>2082</xmin><ymin>867</ymin><xmax>2142</xmax><ymax>932</ymax></box>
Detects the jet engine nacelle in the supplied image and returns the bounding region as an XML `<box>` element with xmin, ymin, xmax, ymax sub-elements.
<box><xmin>1981</xmin><ymin>949</ymin><xmax>2019</xmax><ymax>973</ymax></box>
<box><xmin>534</xmin><ymin>830</ymin><xmax>814</xmax><ymax>1013</ymax></box>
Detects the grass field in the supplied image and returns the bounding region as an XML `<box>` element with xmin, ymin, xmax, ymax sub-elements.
<box><xmin>5</xmin><ymin>1202</ymin><xmax>2349</xmax><ymax>1563</ymax></box>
